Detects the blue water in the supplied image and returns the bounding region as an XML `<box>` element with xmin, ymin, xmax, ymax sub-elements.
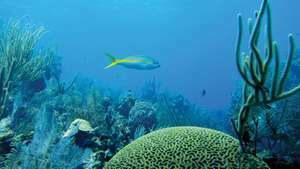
<box><xmin>1</xmin><ymin>0</ymin><xmax>299</xmax><ymax>109</ymax></box>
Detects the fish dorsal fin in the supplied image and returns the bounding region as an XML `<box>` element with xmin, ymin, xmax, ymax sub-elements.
<box><xmin>105</xmin><ymin>53</ymin><xmax>117</xmax><ymax>62</ymax></box>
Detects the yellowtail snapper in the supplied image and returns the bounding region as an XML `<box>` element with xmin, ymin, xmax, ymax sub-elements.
<box><xmin>104</xmin><ymin>53</ymin><xmax>160</xmax><ymax>70</ymax></box>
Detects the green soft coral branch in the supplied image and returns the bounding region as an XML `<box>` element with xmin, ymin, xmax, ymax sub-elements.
<box><xmin>0</xmin><ymin>60</ymin><xmax>14</xmax><ymax>118</ymax></box>
<box><xmin>262</xmin><ymin>4</ymin><xmax>273</xmax><ymax>82</ymax></box>
<box><xmin>249</xmin><ymin>0</ymin><xmax>267</xmax><ymax>47</ymax></box>
<box><xmin>271</xmin><ymin>42</ymin><xmax>280</xmax><ymax>98</ymax></box>
<box><xmin>249</xmin><ymin>52</ymin><xmax>261</xmax><ymax>85</ymax></box>
<box><xmin>236</xmin><ymin>14</ymin><xmax>257</xmax><ymax>89</ymax></box>
<box><xmin>233</xmin><ymin>0</ymin><xmax>300</xmax><ymax>155</ymax></box>
<box><xmin>278</xmin><ymin>34</ymin><xmax>296</xmax><ymax>94</ymax></box>
<box><xmin>249</xmin><ymin>1</ymin><xmax>267</xmax><ymax>77</ymax></box>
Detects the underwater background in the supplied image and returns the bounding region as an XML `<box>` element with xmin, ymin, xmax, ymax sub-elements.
<box><xmin>0</xmin><ymin>0</ymin><xmax>299</xmax><ymax>109</ymax></box>
<box><xmin>0</xmin><ymin>0</ymin><xmax>300</xmax><ymax>169</ymax></box>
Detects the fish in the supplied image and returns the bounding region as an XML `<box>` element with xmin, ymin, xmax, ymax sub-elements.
<box><xmin>201</xmin><ymin>90</ymin><xmax>206</xmax><ymax>96</ymax></box>
<box><xmin>104</xmin><ymin>53</ymin><xmax>160</xmax><ymax>70</ymax></box>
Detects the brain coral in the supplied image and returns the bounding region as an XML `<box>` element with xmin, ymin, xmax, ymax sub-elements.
<box><xmin>104</xmin><ymin>127</ymin><xmax>270</xmax><ymax>169</ymax></box>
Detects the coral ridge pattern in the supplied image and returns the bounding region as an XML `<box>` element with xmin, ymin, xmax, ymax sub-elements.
<box><xmin>104</xmin><ymin>127</ymin><xmax>270</xmax><ymax>169</ymax></box>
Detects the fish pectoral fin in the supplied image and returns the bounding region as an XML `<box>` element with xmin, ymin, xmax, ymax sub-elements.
<box><xmin>104</xmin><ymin>61</ymin><xmax>119</xmax><ymax>69</ymax></box>
<box><xmin>141</xmin><ymin>60</ymin><xmax>152</xmax><ymax>64</ymax></box>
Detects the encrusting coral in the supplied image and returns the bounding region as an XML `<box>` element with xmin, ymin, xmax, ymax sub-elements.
<box><xmin>232</xmin><ymin>0</ymin><xmax>300</xmax><ymax>154</ymax></box>
<box><xmin>104</xmin><ymin>127</ymin><xmax>270</xmax><ymax>169</ymax></box>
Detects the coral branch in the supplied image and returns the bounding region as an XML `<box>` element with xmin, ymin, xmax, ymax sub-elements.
<box><xmin>0</xmin><ymin>19</ymin><xmax>52</xmax><ymax>118</ymax></box>
<box><xmin>233</xmin><ymin>0</ymin><xmax>300</xmax><ymax>155</ymax></box>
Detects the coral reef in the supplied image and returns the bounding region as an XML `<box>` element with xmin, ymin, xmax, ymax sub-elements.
<box><xmin>115</xmin><ymin>91</ymin><xmax>136</xmax><ymax>117</ymax></box>
<box><xmin>1</xmin><ymin>1</ymin><xmax>299</xmax><ymax>167</ymax></box>
<box><xmin>153</xmin><ymin>93</ymin><xmax>222</xmax><ymax>130</ymax></box>
<box><xmin>155</xmin><ymin>93</ymin><xmax>193</xmax><ymax>126</ymax></box>
<box><xmin>2</xmin><ymin>77</ymin><xmax>163</xmax><ymax>168</ymax></box>
<box><xmin>128</xmin><ymin>101</ymin><xmax>157</xmax><ymax>136</ymax></box>
<box><xmin>0</xmin><ymin>117</ymin><xmax>14</xmax><ymax>167</ymax></box>
<box><xmin>104</xmin><ymin>127</ymin><xmax>270</xmax><ymax>169</ymax></box>
<box><xmin>140</xmin><ymin>77</ymin><xmax>160</xmax><ymax>102</ymax></box>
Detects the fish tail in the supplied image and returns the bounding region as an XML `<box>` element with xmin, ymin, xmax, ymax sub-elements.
<box><xmin>104</xmin><ymin>53</ymin><xmax>119</xmax><ymax>69</ymax></box>
<box><xmin>104</xmin><ymin>62</ymin><xmax>119</xmax><ymax>69</ymax></box>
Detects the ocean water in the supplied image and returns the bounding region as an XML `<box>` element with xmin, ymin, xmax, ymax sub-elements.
<box><xmin>1</xmin><ymin>0</ymin><xmax>300</xmax><ymax>168</ymax></box>
<box><xmin>0</xmin><ymin>0</ymin><xmax>298</xmax><ymax>109</ymax></box>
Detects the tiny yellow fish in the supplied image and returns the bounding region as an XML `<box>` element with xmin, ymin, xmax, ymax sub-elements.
<box><xmin>104</xmin><ymin>53</ymin><xmax>160</xmax><ymax>70</ymax></box>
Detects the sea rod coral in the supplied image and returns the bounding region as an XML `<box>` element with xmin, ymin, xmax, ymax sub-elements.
<box><xmin>232</xmin><ymin>0</ymin><xmax>300</xmax><ymax>155</ymax></box>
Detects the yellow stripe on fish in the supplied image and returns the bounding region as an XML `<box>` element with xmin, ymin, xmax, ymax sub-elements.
<box><xmin>104</xmin><ymin>59</ymin><xmax>146</xmax><ymax>69</ymax></box>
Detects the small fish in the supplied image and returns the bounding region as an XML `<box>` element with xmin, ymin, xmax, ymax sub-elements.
<box><xmin>201</xmin><ymin>90</ymin><xmax>206</xmax><ymax>96</ymax></box>
<box><xmin>104</xmin><ymin>53</ymin><xmax>160</xmax><ymax>70</ymax></box>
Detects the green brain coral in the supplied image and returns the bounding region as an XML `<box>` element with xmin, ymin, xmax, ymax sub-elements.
<box><xmin>104</xmin><ymin>127</ymin><xmax>270</xmax><ymax>169</ymax></box>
